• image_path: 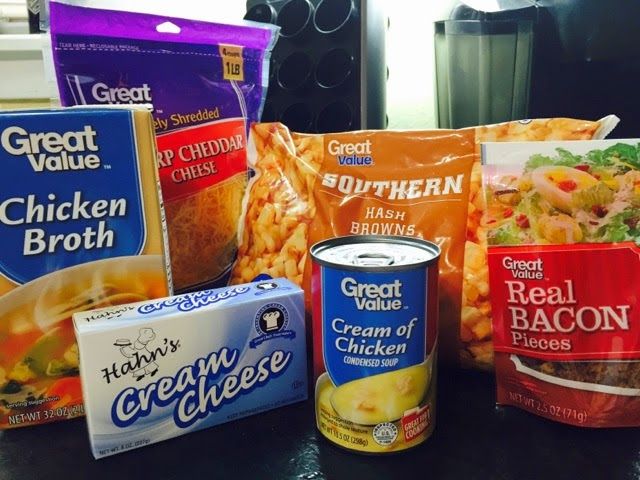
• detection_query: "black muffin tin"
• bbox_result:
[245,0,387,133]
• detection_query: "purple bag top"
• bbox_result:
[50,1,278,294]
[50,2,276,49]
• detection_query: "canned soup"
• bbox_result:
[311,235,440,453]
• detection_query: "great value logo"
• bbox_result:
[340,277,404,311]
[328,139,373,167]
[0,110,147,283]
[91,82,152,104]
[1,125,102,172]
[502,256,545,280]
[64,75,152,106]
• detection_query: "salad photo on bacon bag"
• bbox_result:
[483,142,640,246]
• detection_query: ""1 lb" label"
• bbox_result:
[220,45,244,82]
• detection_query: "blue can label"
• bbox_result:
[0,109,147,284]
[322,267,427,386]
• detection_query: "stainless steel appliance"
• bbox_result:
[443,0,640,136]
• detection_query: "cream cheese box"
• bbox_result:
[73,279,307,459]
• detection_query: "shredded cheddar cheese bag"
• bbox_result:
[49,1,278,292]
[233,117,618,366]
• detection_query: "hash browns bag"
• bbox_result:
[232,123,476,364]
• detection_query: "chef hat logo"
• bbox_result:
[257,305,286,334]
[256,282,278,290]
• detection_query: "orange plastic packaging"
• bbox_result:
[232,123,475,363]
[232,117,618,366]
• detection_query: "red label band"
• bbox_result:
[489,243,640,361]
[401,405,430,442]
[156,118,247,202]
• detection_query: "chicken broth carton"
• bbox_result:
[0,106,171,429]
[73,279,307,458]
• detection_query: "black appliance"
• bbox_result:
[451,0,640,137]
[245,0,387,133]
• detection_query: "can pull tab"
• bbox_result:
[354,252,395,267]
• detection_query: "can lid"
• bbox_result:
[310,235,440,272]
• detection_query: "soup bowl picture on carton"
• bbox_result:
[0,255,168,428]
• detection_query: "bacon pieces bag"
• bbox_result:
[232,117,617,366]
[484,139,640,426]
[49,1,278,293]
[461,116,618,368]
